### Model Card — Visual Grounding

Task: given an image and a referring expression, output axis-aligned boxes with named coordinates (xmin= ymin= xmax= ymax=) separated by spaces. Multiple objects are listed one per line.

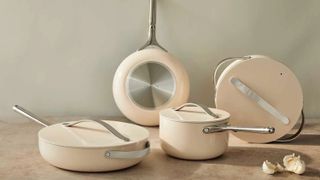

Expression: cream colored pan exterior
xmin=39 ymin=139 xmax=147 ymax=172
xmin=113 ymin=48 xmax=189 ymax=126
xmin=159 ymin=106 xmax=230 ymax=160
xmin=37 ymin=120 xmax=150 ymax=172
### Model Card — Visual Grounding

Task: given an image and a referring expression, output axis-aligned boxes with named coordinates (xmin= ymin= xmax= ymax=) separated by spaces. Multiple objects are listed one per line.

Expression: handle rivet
xmin=105 ymin=152 xmax=111 ymax=158
xmin=203 ymin=128 xmax=209 ymax=133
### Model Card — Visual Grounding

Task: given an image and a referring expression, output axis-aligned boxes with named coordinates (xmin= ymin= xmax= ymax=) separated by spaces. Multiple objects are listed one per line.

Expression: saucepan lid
xmin=160 ymin=103 xmax=230 ymax=124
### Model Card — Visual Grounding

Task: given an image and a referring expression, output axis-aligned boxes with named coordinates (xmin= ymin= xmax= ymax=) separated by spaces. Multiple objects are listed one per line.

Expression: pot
xmin=13 ymin=105 xmax=150 ymax=172
xmin=159 ymin=103 xmax=274 ymax=160
xmin=213 ymin=55 xmax=304 ymax=143
xmin=113 ymin=0 xmax=189 ymax=126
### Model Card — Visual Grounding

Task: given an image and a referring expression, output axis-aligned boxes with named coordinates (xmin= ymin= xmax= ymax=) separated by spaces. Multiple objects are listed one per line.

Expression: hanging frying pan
xmin=13 ymin=105 xmax=150 ymax=172
xmin=113 ymin=0 xmax=190 ymax=126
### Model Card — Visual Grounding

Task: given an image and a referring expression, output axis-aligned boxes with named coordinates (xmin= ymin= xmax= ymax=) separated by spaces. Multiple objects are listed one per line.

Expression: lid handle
xmin=174 ymin=103 xmax=220 ymax=118
xmin=13 ymin=105 xmax=130 ymax=142
xmin=63 ymin=120 xmax=130 ymax=142
xmin=230 ymin=77 xmax=289 ymax=125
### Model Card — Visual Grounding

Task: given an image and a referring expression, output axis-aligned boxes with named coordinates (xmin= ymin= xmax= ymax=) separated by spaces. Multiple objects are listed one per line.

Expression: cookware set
xmin=14 ymin=0 xmax=304 ymax=173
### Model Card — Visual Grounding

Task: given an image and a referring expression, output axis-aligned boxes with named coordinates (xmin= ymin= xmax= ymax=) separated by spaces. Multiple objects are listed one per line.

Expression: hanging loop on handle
xmin=138 ymin=0 xmax=167 ymax=51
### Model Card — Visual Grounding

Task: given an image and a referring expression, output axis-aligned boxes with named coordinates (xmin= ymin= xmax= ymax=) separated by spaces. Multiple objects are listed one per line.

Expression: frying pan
xmin=113 ymin=0 xmax=190 ymax=126
xmin=13 ymin=105 xmax=150 ymax=172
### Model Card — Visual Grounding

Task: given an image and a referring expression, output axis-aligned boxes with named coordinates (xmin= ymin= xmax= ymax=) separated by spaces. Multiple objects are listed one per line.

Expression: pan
xmin=13 ymin=105 xmax=150 ymax=172
xmin=113 ymin=0 xmax=189 ymax=126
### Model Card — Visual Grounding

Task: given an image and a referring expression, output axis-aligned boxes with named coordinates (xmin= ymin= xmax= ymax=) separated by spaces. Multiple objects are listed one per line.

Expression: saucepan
xmin=159 ymin=103 xmax=275 ymax=160
xmin=13 ymin=105 xmax=150 ymax=172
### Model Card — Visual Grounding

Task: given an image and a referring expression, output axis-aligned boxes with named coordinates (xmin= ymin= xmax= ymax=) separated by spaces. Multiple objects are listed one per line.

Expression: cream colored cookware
xmin=13 ymin=105 xmax=150 ymax=172
xmin=214 ymin=55 xmax=304 ymax=143
xmin=113 ymin=0 xmax=189 ymax=126
xmin=159 ymin=103 xmax=274 ymax=160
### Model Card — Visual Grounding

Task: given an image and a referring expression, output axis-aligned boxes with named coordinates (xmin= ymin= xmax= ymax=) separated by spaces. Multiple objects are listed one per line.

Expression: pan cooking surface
xmin=127 ymin=62 xmax=175 ymax=108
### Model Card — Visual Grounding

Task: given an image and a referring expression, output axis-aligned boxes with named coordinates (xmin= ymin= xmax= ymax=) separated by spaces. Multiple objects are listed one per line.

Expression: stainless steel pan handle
xmin=138 ymin=0 xmax=166 ymax=51
xmin=13 ymin=105 xmax=50 ymax=127
xmin=203 ymin=125 xmax=275 ymax=134
xmin=13 ymin=105 xmax=130 ymax=142
xmin=105 ymin=141 xmax=150 ymax=159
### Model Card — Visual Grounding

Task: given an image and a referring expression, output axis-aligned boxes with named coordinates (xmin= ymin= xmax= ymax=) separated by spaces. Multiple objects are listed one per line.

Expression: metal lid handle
xmin=13 ymin=105 xmax=130 ymax=142
xmin=174 ymin=103 xmax=220 ymax=118
xmin=62 ymin=120 xmax=130 ymax=142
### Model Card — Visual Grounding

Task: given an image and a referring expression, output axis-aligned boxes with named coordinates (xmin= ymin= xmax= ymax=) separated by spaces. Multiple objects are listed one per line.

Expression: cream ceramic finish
xmin=215 ymin=55 xmax=303 ymax=143
xmin=38 ymin=120 xmax=149 ymax=172
xmin=113 ymin=48 xmax=189 ymax=126
xmin=39 ymin=120 xmax=148 ymax=147
xmin=159 ymin=106 xmax=230 ymax=160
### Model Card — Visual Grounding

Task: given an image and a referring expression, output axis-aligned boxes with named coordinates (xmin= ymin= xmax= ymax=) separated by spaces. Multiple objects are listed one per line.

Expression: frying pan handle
xmin=203 ymin=125 xmax=275 ymax=134
xmin=105 ymin=141 xmax=150 ymax=159
xmin=174 ymin=103 xmax=220 ymax=118
xmin=13 ymin=105 xmax=51 ymax=127
xmin=138 ymin=0 xmax=167 ymax=51
xmin=62 ymin=120 xmax=131 ymax=142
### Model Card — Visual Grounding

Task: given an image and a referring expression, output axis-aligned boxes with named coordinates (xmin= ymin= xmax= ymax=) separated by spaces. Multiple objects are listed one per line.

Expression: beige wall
xmin=1 ymin=0 xmax=319 ymax=120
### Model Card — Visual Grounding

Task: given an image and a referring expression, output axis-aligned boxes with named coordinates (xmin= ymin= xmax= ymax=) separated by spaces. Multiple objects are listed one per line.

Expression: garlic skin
xmin=283 ymin=154 xmax=306 ymax=175
xmin=275 ymin=163 xmax=285 ymax=172
xmin=262 ymin=160 xmax=277 ymax=174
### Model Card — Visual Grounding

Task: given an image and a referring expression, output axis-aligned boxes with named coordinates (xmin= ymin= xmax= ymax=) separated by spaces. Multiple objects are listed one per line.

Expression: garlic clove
xmin=283 ymin=153 xmax=306 ymax=175
xmin=275 ymin=163 xmax=285 ymax=172
xmin=262 ymin=160 xmax=277 ymax=175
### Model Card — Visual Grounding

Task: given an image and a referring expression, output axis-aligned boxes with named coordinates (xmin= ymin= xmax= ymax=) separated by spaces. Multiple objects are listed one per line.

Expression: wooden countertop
xmin=0 ymin=117 xmax=319 ymax=180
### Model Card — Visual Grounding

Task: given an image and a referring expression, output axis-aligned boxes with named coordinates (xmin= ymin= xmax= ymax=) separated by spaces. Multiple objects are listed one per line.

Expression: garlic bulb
xmin=262 ymin=160 xmax=277 ymax=174
xmin=283 ymin=153 xmax=306 ymax=175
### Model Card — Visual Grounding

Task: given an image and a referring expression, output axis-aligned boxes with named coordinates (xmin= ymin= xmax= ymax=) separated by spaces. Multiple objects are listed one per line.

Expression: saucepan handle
xmin=105 ymin=141 xmax=150 ymax=159
xmin=203 ymin=125 xmax=275 ymax=134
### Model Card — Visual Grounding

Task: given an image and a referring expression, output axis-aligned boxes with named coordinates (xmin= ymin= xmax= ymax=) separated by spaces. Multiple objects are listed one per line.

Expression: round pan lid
xmin=215 ymin=55 xmax=303 ymax=143
xmin=160 ymin=103 xmax=230 ymax=124
xmin=38 ymin=120 xmax=149 ymax=148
